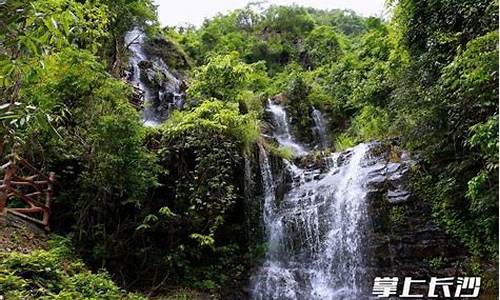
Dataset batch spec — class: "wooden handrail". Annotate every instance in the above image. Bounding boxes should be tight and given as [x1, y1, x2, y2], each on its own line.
[0, 158, 55, 231]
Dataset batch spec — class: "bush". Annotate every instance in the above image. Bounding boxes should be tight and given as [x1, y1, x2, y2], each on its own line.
[187, 52, 268, 105]
[334, 105, 391, 151]
[0, 237, 143, 300]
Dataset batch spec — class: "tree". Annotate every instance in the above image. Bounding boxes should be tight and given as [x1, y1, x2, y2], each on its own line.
[187, 52, 268, 105]
[304, 25, 342, 67]
[390, 0, 499, 257]
[0, 0, 110, 157]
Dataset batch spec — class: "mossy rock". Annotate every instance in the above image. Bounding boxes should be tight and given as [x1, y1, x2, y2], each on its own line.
[144, 36, 191, 71]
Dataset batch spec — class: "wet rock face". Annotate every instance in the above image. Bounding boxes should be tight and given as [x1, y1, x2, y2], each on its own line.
[362, 142, 468, 281]
[287, 142, 465, 287]
[136, 57, 186, 121]
[124, 28, 186, 124]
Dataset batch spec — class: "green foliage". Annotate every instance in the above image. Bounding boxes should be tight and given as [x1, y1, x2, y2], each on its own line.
[0, 0, 109, 88]
[389, 206, 407, 225]
[190, 233, 216, 249]
[0, 0, 110, 59]
[398, 29, 498, 257]
[101, 0, 158, 75]
[335, 106, 391, 150]
[391, 0, 498, 84]
[0, 237, 143, 300]
[19, 49, 157, 268]
[468, 115, 499, 167]
[170, 5, 376, 74]
[285, 75, 312, 125]
[268, 144, 295, 161]
[334, 133, 356, 151]
[351, 106, 391, 140]
[2, 0, 158, 274]
[262, 5, 315, 37]
[0, 102, 59, 156]
[166, 100, 260, 152]
[144, 35, 191, 70]
[467, 115, 499, 202]
[309, 8, 368, 36]
[305, 26, 342, 67]
[102, 0, 157, 35]
[160, 101, 252, 228]
[187, 52, 268, 106]
[426, 257, 446, 270]
[0, 0, 111, 156]
[120, 100, 263, 290]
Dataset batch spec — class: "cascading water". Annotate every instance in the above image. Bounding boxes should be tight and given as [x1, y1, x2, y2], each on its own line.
[125, 29, 154, 124]
[252, 102, 385, 299]
[125, 28, 184, 126]
[266, 100, 307, 156]
[257, 144, 279, 253]
[311, 107, 329, 149]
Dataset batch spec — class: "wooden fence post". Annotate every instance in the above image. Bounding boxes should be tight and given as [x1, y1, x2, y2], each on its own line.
[0, 163, 14, 213]
[42, 172, 55, 231]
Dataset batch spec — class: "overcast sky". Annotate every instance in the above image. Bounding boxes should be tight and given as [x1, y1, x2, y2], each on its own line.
[155, 0, 387, 27]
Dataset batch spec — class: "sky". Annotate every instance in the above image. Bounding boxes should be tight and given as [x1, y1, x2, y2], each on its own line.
[154, 0, 387, 27]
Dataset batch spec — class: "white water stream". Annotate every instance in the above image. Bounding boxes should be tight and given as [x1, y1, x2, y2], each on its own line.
[125, 28, 183, 126]
[252, 102, 381, 299]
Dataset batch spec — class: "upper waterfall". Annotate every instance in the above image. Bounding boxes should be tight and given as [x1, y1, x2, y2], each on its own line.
[124, 28, 184, 126]
[266, 100, 307, 156]
[312, 107, 329, 149]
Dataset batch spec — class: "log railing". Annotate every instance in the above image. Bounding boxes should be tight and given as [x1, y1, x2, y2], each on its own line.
[0, 156, 55, 231]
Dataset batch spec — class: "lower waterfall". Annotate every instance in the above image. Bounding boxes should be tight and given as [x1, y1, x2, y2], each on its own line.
[251, 143, 381, 299]
[251, 101, 382, 299]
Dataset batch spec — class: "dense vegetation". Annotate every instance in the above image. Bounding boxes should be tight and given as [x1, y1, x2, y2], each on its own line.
[170, 0, 499, 259]
[0, 237, 145, 299]
[0, 0, 498, 298]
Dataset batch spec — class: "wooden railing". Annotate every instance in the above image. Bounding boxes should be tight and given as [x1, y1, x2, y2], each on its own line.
[0, 157, 55, 231]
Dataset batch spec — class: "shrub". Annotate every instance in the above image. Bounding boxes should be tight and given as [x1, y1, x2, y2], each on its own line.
[0, 237, 144, 300]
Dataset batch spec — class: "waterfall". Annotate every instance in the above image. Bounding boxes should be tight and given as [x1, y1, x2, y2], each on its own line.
[252, 143, 382, 299]
[124, 28, 184, 126]
[125, 28, 156, 125]
[252, 101, 386, 299]
[266, 100, 307, 156]
[311, 107, 329, 149]
[257, 143, 282, 257]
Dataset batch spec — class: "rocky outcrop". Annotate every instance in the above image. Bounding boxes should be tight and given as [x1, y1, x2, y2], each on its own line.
[362, 142, 470, 296]
[143, 36, 191, 71]
[124, 28, 187, 123]
[135, 56, 186, 121]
